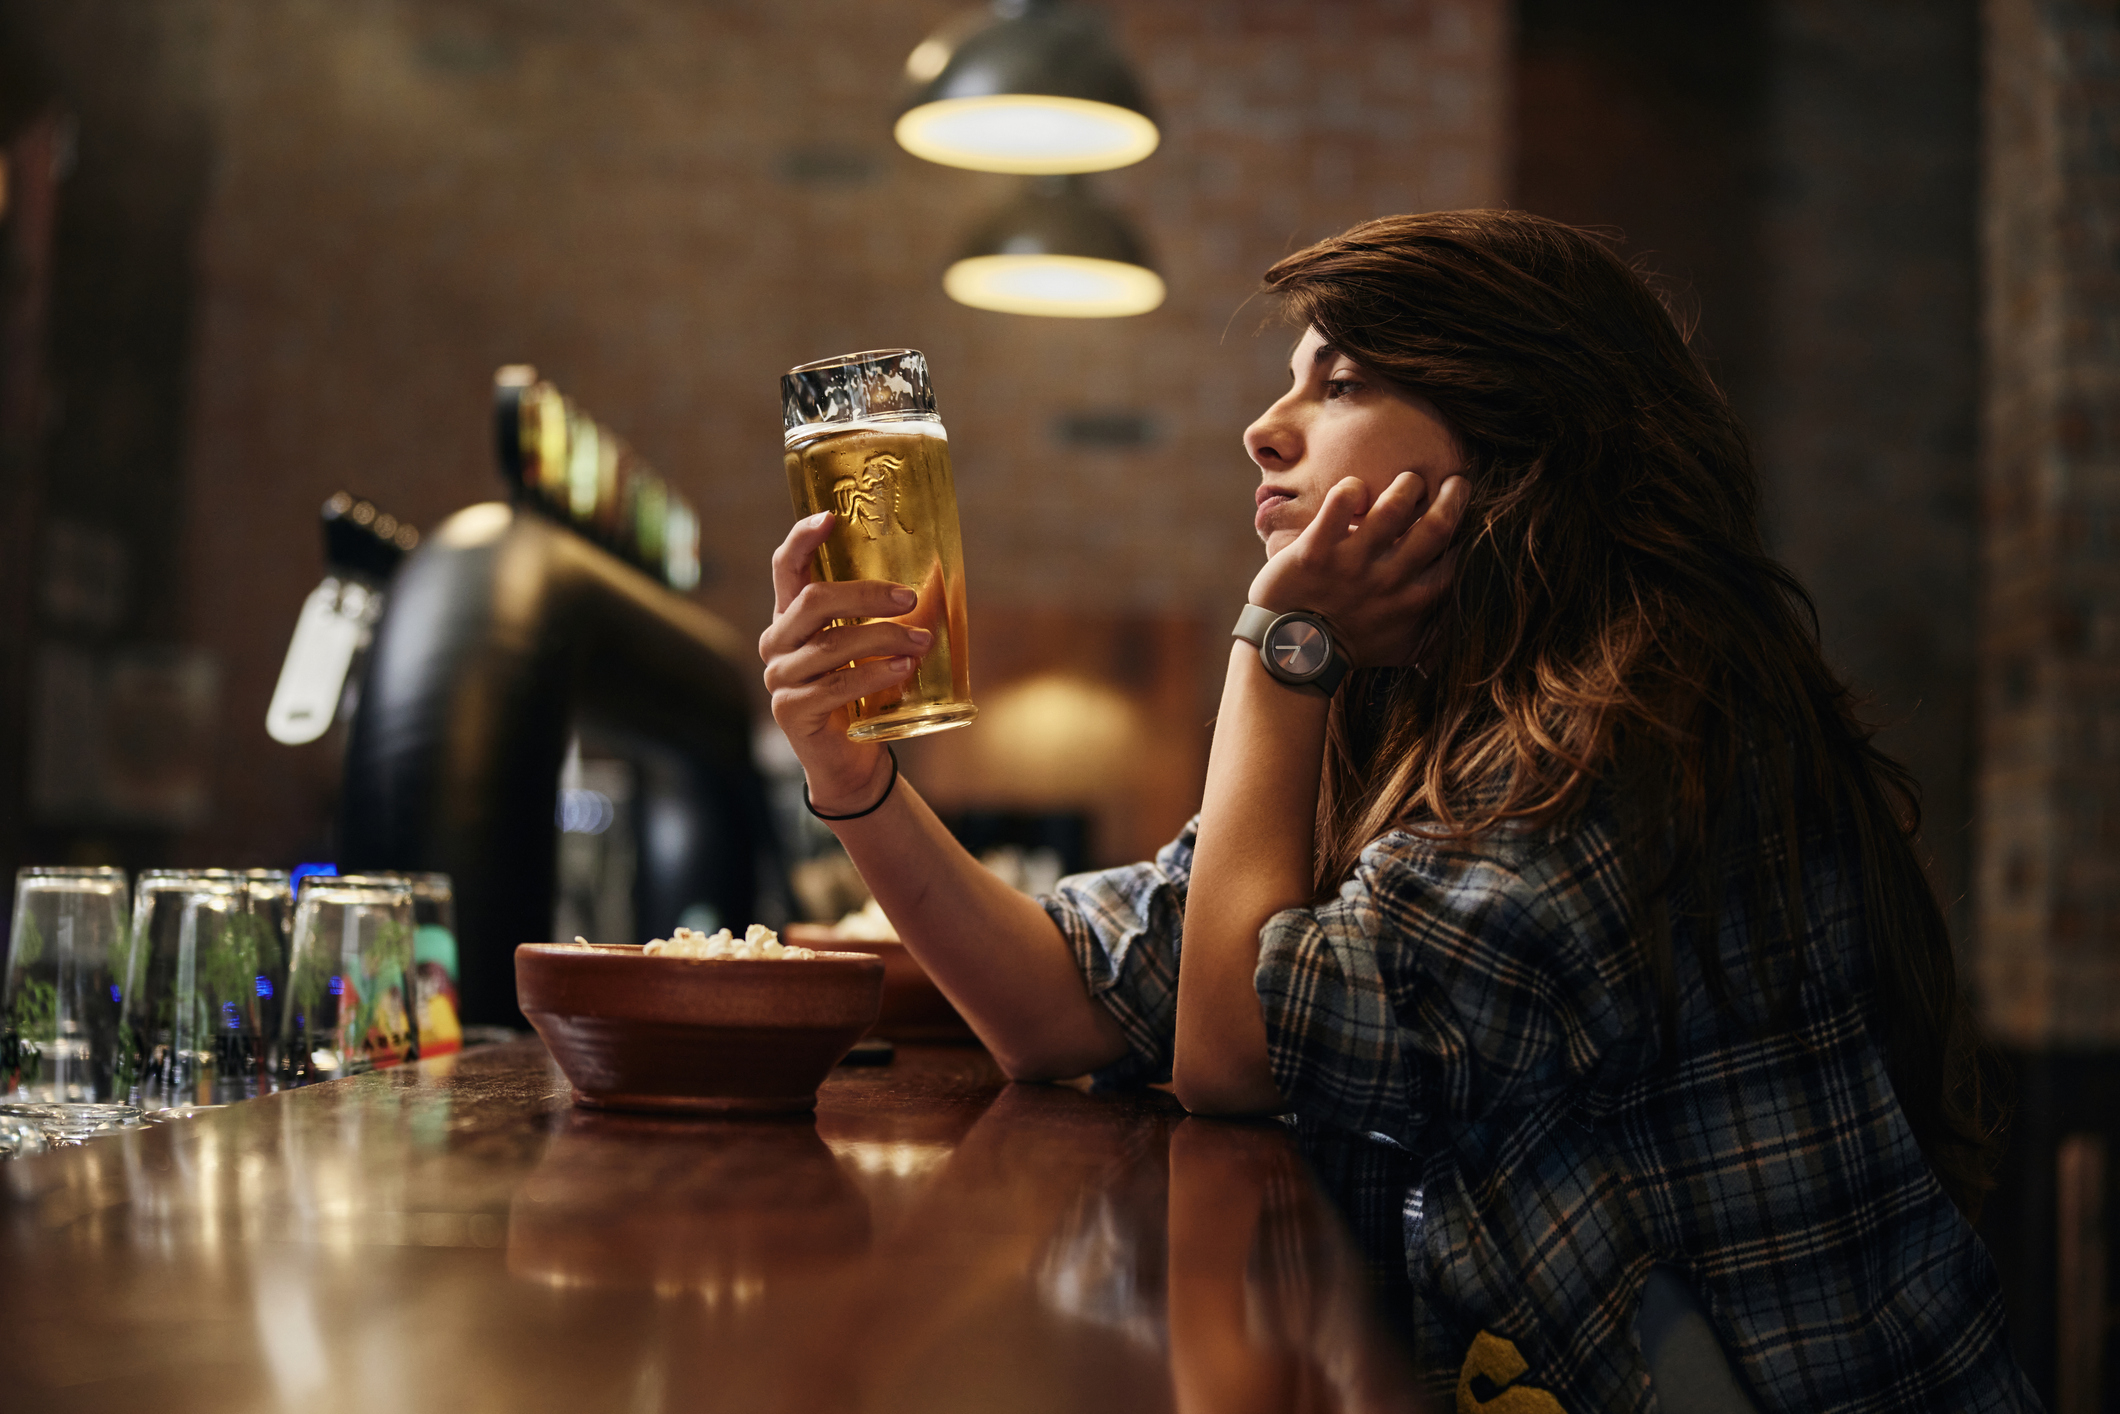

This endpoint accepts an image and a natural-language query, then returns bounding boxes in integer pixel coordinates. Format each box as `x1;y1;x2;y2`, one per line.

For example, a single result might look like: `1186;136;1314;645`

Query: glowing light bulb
944;253;1166;318
896;95;1159;175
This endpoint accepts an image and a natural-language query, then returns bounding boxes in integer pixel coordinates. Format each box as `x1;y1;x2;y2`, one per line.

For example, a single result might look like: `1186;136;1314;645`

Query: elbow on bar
1172;1059;1287;1118
984;1027;1132;1089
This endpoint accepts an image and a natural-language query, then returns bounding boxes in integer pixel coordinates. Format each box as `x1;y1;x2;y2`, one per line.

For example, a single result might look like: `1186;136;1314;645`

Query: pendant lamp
943;176;1165;318
895;0;1159;175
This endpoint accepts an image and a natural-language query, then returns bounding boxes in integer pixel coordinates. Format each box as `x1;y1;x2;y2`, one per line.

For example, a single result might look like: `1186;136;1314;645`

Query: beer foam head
786;417;948;448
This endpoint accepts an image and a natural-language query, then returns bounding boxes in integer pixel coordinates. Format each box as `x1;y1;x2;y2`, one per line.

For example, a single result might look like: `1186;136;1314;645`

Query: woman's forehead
1286;326;1346;376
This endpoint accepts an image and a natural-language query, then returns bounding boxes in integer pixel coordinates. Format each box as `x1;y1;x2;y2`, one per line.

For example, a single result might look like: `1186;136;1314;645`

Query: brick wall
1980;0;2120;1047
171;0;1509;866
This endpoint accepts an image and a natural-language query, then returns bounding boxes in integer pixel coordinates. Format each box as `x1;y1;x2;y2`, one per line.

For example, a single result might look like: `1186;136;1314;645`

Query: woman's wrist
1226;638;1336;715
806;747;899;821
802;745;896;818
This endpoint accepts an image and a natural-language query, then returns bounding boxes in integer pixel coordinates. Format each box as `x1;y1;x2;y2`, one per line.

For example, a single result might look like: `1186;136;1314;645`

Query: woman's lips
1254;492;1295;537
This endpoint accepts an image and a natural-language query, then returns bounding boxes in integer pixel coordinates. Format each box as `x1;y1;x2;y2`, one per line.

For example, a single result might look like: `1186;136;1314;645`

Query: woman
759;211;2032;1412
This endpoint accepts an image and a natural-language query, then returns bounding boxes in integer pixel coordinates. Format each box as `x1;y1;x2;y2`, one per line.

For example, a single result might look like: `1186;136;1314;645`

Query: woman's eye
1324;378;1360;399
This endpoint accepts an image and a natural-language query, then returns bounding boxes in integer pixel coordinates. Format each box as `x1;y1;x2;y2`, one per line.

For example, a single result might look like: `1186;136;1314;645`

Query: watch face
1266;616;1330;680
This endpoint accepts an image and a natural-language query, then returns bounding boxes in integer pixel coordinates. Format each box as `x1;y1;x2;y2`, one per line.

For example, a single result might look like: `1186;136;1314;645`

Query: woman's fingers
759;578;919;662
1293;472;1430;570
771;655;915;730
764;513;922;786
765;620;935;691
1285;477;1372;563
1356;471;1429;546
771;512;834;614
1320;475;1373;535
1382;474;1469;578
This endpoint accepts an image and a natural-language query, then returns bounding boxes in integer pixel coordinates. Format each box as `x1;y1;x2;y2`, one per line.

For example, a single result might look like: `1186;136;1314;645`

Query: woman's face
1243;326;1462;558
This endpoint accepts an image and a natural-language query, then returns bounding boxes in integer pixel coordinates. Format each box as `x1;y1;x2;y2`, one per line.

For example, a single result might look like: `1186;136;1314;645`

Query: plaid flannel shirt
1042;807;2037;1414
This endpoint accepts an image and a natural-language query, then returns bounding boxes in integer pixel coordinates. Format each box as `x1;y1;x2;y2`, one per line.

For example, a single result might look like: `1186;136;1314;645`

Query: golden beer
781;352;976;742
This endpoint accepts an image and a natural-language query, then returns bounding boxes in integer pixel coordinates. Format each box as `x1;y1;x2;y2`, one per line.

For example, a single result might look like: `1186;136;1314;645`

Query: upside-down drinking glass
3;867;134;1115
127;870;293;1110
283;874;418;1082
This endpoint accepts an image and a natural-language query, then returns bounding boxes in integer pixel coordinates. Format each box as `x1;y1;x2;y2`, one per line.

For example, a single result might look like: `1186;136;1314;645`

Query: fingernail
907;627;934;647
888;656;914;672
808;511;831;527
890;586;916;609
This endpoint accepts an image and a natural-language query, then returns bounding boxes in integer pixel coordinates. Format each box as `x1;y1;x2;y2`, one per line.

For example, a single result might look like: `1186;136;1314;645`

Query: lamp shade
944;176;1165;318
896;0;1159;175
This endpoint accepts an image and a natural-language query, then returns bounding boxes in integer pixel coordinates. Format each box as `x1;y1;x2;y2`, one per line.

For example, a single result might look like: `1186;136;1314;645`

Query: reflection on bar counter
0;1039;1435;1409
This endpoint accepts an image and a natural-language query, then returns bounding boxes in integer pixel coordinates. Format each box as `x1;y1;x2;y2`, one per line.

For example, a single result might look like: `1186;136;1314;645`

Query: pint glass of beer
782;349;977;742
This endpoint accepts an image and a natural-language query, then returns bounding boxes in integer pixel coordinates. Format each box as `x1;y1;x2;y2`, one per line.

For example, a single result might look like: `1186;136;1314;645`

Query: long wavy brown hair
1262;210;1992;1216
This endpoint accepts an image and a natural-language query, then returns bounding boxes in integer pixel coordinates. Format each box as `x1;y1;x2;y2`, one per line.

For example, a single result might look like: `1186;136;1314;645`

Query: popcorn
642;923;815;961
831;898;899;941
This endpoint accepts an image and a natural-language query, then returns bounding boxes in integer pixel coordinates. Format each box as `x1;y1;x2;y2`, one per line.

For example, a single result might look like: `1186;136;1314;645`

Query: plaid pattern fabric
1043;810;2038;1414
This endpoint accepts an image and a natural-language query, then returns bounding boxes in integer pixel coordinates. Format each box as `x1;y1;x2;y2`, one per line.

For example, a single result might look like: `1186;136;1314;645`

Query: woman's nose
1244;404;1298;469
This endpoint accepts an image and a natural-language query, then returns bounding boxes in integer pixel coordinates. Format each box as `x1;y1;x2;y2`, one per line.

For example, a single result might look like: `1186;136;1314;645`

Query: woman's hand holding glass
760;511;937;814
1246;470;1470;669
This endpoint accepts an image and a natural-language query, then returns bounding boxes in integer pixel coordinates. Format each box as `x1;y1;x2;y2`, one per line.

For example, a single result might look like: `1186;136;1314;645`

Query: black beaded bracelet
803;746;900;821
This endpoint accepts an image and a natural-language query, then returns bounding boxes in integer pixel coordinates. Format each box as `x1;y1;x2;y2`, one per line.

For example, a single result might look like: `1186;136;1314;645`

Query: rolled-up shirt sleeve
1039;818;1197;1086
1255;829;1646;1144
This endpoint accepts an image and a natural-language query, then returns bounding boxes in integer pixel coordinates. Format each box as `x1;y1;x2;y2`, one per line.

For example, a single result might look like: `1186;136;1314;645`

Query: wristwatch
1232;604;1351;697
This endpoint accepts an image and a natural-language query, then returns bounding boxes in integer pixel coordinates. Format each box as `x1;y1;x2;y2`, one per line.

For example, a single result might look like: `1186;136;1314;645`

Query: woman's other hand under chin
1246;471;1469;668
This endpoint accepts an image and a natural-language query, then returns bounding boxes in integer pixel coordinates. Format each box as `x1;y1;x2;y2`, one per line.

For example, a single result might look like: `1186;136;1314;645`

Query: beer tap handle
265;493;418;746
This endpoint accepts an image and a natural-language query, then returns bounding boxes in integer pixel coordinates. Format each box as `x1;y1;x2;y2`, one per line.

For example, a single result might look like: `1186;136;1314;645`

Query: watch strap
1231;603;1278;648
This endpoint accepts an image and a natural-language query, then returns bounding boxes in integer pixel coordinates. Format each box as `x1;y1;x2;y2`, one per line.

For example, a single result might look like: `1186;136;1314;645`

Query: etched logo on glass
832;453;916;539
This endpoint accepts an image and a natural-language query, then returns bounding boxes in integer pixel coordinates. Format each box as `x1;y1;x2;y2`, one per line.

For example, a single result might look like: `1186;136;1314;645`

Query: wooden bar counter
1;1040;1424;1413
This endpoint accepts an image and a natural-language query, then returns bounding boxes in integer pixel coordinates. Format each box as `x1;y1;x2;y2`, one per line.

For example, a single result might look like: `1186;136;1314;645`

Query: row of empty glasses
0;867;457;1148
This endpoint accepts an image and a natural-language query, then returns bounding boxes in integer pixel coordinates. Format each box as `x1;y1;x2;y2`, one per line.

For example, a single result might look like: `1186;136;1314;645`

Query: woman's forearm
1174;643;1330;1113
824;771;1129;1081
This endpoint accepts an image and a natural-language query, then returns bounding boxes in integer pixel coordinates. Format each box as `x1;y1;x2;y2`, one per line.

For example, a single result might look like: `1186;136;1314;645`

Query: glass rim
784;347;920;376
16;865;127;879
298;873;414;899
336;868;451;893
0;1100;141;1118
136;870;250;891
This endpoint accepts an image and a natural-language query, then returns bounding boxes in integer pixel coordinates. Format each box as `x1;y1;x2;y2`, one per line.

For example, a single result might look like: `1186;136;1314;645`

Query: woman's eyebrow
1288;343;1344;380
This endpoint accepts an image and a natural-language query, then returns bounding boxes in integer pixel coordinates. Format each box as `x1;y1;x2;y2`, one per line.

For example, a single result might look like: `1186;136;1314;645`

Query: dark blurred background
0;1;2110;1406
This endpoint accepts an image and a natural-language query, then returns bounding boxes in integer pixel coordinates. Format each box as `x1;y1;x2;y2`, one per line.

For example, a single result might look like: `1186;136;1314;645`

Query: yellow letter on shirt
1456;1330;1566;1414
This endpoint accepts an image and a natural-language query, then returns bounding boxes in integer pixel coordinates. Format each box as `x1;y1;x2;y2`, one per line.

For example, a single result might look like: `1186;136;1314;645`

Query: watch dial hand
1274;621;1325;674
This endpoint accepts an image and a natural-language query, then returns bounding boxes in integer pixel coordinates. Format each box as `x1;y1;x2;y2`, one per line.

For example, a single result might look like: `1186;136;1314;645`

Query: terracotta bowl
782;924;976;1042
515;942;884;1114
